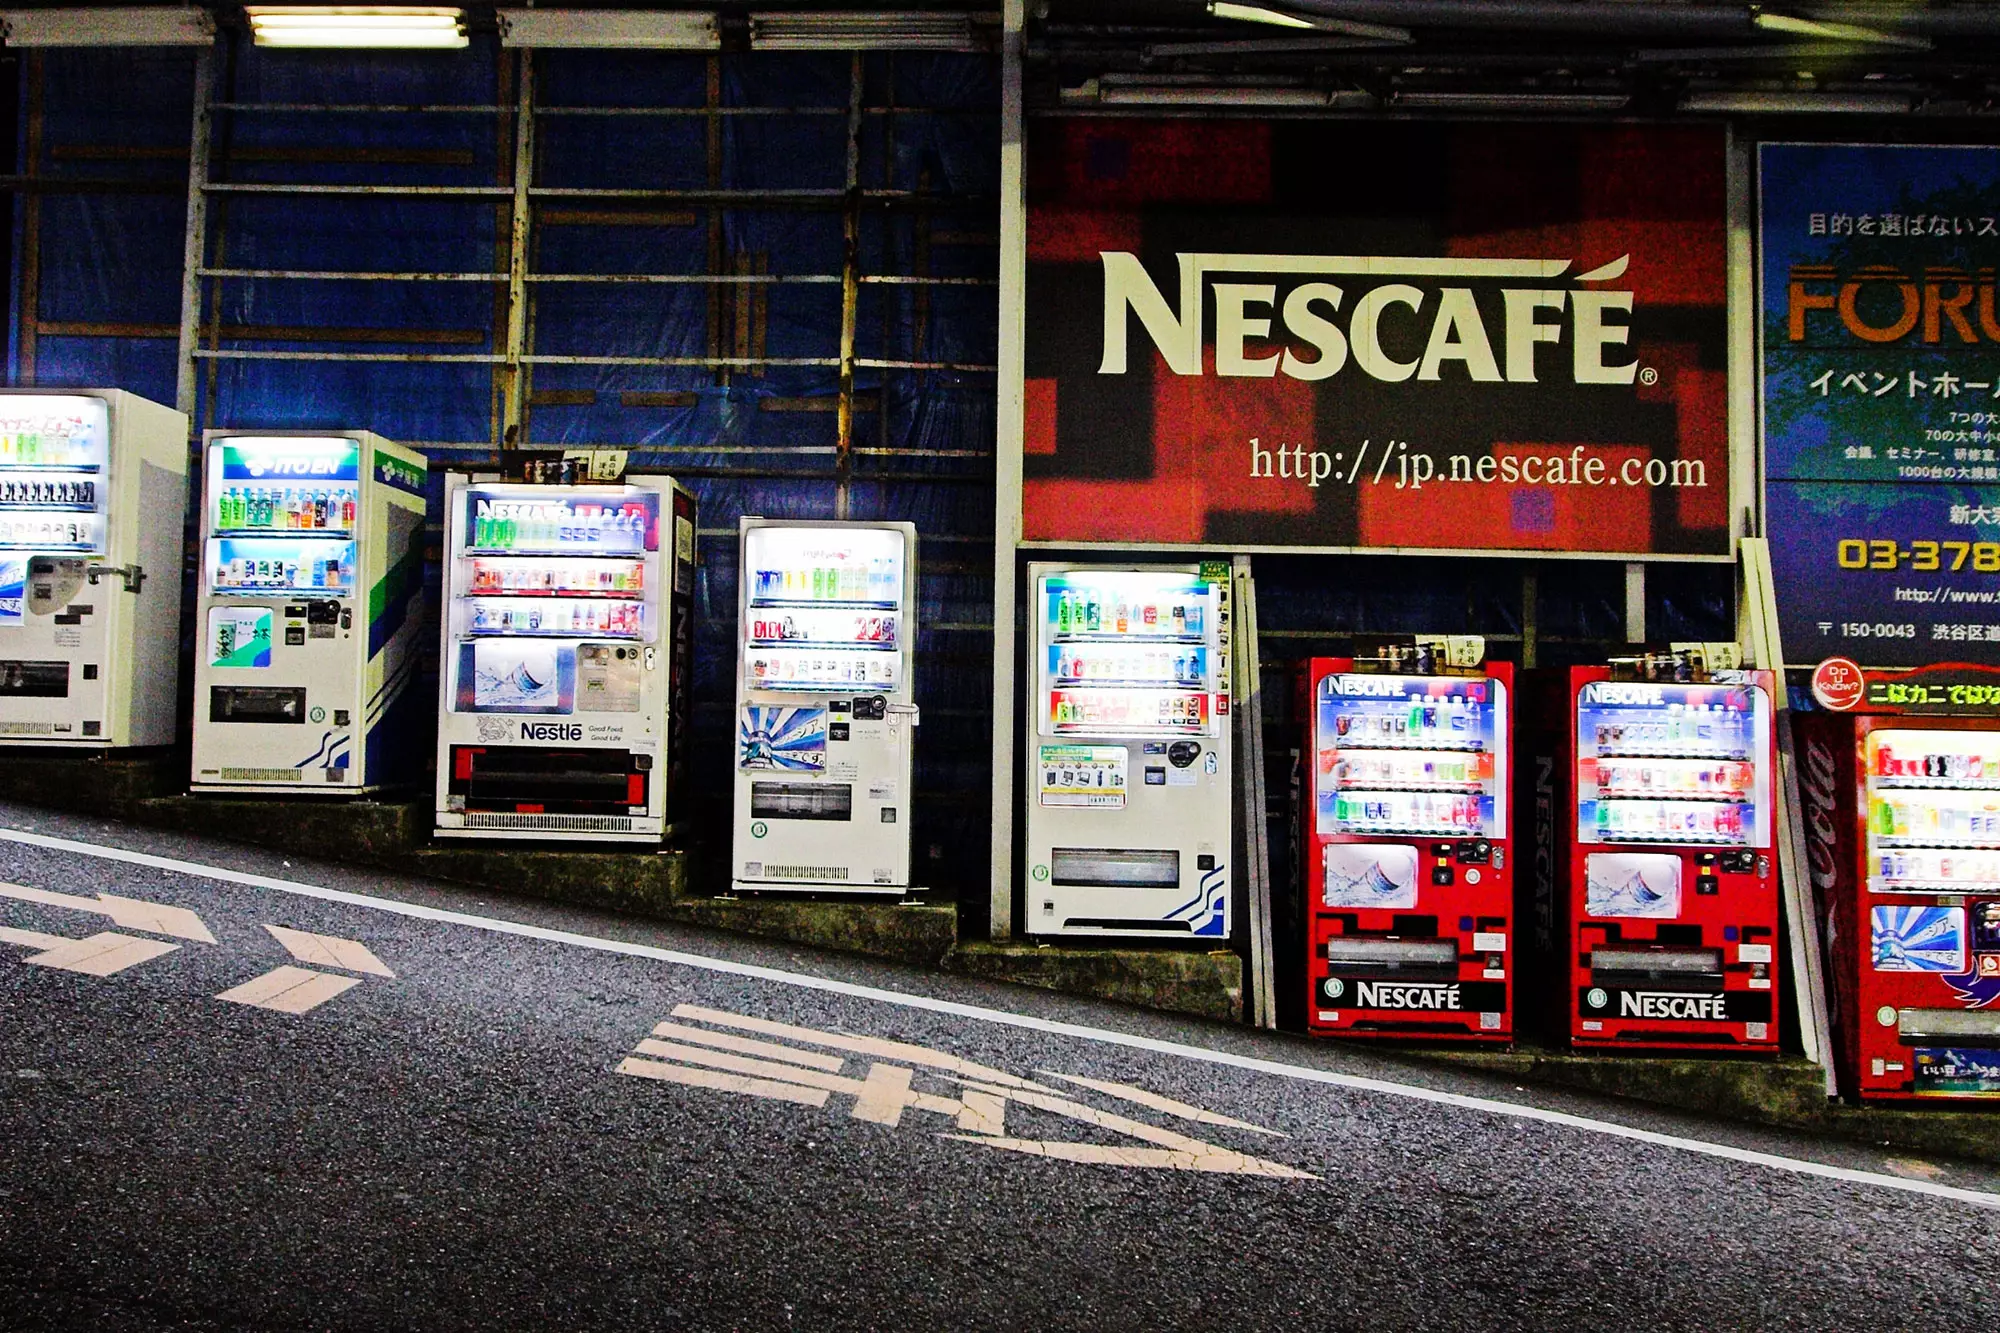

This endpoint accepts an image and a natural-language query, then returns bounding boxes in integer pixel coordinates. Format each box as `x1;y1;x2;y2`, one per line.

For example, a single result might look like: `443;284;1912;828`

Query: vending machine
1023;562;1231;938
731;518;917;893
1794;661;2000;1102
192;432;427;792
1551;664;1781;1050
0;390;187;748
1301;658;1513;1041
435;471;696;841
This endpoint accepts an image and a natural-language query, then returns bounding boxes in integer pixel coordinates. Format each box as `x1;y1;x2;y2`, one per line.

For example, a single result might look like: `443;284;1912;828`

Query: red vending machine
1796;661;2000;1102
1301;656;1513;1042
1563;664;1781;1049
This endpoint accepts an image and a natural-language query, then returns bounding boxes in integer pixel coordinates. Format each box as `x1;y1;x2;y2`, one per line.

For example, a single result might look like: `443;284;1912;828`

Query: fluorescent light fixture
748;11;978;51
1752;11;1930;51
0;7;214;46
1394;91;1631;112
1209;2;1312;29
1680;89;1913;113
497;9;718;49
1206;2;1408;41
1063;78;1375;109
246;7;467;49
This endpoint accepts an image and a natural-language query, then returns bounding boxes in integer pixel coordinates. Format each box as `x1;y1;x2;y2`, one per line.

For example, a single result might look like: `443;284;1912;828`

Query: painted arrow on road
0;924;181;976
0;880;217;943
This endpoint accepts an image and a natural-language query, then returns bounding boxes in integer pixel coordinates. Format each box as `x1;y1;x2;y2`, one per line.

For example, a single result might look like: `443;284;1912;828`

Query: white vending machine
1023;562;1233;939
434;471;696;842
191;431;428;793
0;389;187;748
731;517;917;894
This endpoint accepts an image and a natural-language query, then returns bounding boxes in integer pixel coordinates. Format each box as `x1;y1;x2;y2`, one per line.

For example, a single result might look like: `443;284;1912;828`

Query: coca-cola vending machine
1299;651;1514;1042
1533;660;1782;1050
1796;659;2000;1102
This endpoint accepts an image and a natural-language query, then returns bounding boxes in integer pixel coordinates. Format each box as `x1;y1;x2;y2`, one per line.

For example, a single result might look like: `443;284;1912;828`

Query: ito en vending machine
1301;650;1513;1041
435;467;697;841
0;390;187;748
1023;561;1231;939
1544;660;1780;1049
731;518;918;894
192;432;428;792
1795;660;2000;1102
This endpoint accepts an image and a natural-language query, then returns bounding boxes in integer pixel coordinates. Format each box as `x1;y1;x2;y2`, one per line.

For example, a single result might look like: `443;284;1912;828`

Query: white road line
4;823;1998;1212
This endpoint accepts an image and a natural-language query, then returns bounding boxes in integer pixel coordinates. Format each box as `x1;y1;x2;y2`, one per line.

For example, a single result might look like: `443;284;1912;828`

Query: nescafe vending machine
1300;650;1513;1041
1554;660;1781;1049
1795;660;2000;1102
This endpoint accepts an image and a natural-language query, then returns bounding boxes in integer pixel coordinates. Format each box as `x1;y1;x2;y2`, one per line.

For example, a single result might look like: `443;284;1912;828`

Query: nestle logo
521;722;582;742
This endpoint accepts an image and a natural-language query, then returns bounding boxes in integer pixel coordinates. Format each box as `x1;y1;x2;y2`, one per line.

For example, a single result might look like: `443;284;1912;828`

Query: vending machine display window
436;474;696;843
193;432;428;793
1303;662;1513;1042
1024;563;1232;939
731;519;918;894
0;390;188;749
1558;669;1781;1052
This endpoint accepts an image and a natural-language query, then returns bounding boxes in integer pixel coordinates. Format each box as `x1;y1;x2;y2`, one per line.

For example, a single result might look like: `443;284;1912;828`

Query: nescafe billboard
1022;120;1731;557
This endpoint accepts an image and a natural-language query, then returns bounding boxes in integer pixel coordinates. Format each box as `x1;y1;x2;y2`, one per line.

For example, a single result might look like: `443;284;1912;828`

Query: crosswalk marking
1038;1071;1285;1136
628;1006;1314;1179
649;1021;848;1072
671;1004;1058;1094
941;1135;1312;1178
21;932;180;977
851;1062;915;1127
264;925;394;978
0;881;214;943
217;965;361;1014
619;1056;831;1108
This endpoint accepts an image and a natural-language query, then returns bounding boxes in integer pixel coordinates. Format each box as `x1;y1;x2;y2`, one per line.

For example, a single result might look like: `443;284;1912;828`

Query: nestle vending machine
1794;666;2000;1101
435;472;696;841
1023;562;1231;939
1560;666;1781;1049
0;390;187;748
192;432;427;792
1302;660;1513;1041
731;518;917;893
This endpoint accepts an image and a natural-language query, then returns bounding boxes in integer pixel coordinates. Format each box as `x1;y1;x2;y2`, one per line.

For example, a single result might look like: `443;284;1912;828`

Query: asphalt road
1;800;1997;1332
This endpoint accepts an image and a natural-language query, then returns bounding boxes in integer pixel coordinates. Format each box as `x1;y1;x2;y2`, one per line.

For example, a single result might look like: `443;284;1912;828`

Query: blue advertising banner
1761;143;2000;667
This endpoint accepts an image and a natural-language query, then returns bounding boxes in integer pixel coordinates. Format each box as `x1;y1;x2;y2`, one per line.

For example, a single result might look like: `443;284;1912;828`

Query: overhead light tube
1680;90;1914;114
246;7;468;49
496;9;718;49
0;7;215;46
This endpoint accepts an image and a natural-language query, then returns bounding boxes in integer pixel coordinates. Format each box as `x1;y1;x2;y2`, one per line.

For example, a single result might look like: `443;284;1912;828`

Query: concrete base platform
944;943;1244;1025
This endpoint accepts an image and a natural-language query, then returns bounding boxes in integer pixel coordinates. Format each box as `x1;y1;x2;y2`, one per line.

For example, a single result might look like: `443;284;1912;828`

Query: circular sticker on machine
1877;1005;1899;1027
750;821;768;839
1811;657;1865;712
1465;868;1482;885
309;706;326;723
1586;987;1609;1010
1323;978;1345;1000
1031;864;1050;881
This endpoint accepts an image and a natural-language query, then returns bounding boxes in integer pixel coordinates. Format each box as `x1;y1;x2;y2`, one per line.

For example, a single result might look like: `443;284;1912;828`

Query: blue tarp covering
10;46;1730;908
